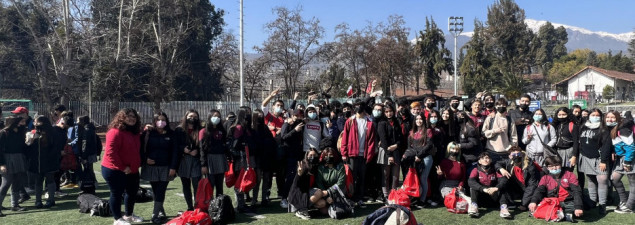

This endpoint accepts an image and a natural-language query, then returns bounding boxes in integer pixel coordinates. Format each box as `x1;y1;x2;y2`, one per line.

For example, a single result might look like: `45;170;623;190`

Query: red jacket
340;116;376;163
101;128;141;173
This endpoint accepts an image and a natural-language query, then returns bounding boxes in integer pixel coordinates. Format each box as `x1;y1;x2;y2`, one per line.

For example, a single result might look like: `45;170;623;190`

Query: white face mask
210;116;220;125
155;120;166;129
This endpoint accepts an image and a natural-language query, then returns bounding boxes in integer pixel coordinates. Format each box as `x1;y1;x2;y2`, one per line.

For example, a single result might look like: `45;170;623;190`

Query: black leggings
208;174;224;197
180;177;200;210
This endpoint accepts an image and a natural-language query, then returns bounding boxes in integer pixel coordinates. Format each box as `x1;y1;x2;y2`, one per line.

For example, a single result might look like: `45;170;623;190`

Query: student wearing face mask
72;116;101;190
248;109;277;206
509;94;533;149
376;103;402;204
522;109;556;166
279;109;306;209
481;94;497;117
495;146;540;211
552;107;580;173
456;112;483;178
199;110;229;199
482;98;518;164
175;109;203;211
578;108;611;215
303;107;331;151
423;97;436;119
261;88;286;138
313;147;347;216
447;96;461;114
365;104;385;203
140;113;178;224
529;156;583;223
426;110;444;205
288;148;320;220
571;105;583;125
404;113;434;208
437;142;466;198
467;152;511;219
610;118;635;214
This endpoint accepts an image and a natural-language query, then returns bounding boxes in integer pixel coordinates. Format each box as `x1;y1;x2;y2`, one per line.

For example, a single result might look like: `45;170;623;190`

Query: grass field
1;162;634;225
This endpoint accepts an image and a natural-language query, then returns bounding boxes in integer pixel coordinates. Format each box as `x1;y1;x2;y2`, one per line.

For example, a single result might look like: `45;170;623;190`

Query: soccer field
1;162;634;225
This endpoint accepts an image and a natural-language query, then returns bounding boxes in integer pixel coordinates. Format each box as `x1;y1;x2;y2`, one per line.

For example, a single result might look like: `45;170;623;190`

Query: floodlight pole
239;0;244;106
448;16;463;96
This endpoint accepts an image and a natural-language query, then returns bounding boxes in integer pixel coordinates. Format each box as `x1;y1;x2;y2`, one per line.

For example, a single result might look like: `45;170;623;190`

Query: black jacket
281;121;304;160
458;123;482;164
579;125;611;163
553;121;580;157
76;123;102;160
0;128;27;165
27;128;64;173
140;130;179;169
377;118;403;161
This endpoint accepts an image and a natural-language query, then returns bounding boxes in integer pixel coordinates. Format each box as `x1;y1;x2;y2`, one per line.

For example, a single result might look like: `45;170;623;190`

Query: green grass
2;163;634;225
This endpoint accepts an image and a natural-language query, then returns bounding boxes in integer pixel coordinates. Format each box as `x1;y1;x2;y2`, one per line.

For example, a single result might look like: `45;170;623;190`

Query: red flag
365;80;374;94
346;85;353;97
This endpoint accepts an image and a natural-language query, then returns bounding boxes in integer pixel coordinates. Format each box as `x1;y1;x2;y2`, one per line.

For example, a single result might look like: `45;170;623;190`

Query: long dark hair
531;108;549;125
108;108;141;134
441;108;457;138
410;112;428;146
552;107;572;127
153;112;173;133
34;116;54;148
179;109;202;131
202;110;225;152
230;107;252;138
458;112;475;136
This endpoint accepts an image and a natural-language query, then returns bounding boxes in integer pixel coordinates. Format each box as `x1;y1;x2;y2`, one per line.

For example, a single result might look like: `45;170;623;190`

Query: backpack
208;194;235;224
136;187;154;203
77;193;101;213
327;184;354;219
90;199;111;217
195;178;214;210
79;167;97;194
362;204;418;225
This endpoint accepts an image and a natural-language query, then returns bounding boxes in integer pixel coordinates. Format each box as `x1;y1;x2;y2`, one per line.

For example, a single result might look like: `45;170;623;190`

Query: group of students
1;88;634;224
0;105;101;217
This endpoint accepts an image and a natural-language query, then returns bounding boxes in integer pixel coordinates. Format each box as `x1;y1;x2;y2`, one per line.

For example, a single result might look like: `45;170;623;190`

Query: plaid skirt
1;153;27;174
206;154;228;175
613;156;635;175
141;165;170;182
556;147;575;168
578;155;608;175
178;155;201;178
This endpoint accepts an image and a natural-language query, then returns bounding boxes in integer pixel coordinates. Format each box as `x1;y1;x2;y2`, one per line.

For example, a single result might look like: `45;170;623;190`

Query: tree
485;0;533;76
548;49;592;84
629;28;635;60
331;23;376;97
371;15;413;96
460;20;496;97
256;7;324;99
598;51;633;73
415;17;453;95
602;85;614;100
533;22;568;76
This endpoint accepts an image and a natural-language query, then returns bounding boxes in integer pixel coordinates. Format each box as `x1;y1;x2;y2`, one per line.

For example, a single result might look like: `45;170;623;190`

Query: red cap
11;106;29;114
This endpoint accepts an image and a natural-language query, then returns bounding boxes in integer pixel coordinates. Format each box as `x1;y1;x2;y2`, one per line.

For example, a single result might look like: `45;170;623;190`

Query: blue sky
212;0;635;52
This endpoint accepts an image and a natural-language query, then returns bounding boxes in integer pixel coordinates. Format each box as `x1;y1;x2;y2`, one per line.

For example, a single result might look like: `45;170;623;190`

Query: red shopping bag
186;208;212;225
195;178;213;210
388;189;411;209
225;161;236;187
344;163;354;198
60;144;77;171
444;188;468;214
236;146;257;193
402;167;420;197
533;197;563;221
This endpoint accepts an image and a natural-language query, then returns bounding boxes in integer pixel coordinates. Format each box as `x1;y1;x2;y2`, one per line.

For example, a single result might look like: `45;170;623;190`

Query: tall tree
256;7;324;99
415;17;453;94
460;20;496;97
629;28;635;60
332;23;375;96
485;0;533;76
371;15;413;96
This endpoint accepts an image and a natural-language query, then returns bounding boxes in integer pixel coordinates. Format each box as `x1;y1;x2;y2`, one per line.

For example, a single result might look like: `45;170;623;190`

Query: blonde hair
445;142;461;161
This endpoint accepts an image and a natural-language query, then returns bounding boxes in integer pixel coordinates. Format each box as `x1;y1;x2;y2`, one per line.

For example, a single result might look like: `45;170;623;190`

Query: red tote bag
344;163;354;198
225;161;236;187
236;146;257;193
402;167;420;197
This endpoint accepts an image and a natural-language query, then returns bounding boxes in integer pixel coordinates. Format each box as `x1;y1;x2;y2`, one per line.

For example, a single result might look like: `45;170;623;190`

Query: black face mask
485;102;495;108
496;107;507;113
187;118;199;124
481;164;490;170
451;103;460;109
512;156;523;164
450;151;459;157
426;103;436;108
557;118;568;123
308;156;319;165
519;104;529;110
325;156;334;164
344;111;352;118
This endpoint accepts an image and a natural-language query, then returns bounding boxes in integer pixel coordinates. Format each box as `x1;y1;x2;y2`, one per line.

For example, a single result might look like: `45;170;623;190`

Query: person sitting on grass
529;156;583;223
467;152;511;219
288;148;321;220
437;142;466;198
495;146;541;211
312;147;346;216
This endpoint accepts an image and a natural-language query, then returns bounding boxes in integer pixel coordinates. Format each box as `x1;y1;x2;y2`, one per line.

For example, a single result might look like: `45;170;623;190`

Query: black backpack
77;193;101;213
90;199;111;217
327;184;354;219
79;168;97;194
136;187;154;203
208;194;235;224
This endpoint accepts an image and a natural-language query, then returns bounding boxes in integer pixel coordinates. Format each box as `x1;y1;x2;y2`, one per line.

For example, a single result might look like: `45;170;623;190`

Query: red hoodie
340;116;376;163
101;128;141;173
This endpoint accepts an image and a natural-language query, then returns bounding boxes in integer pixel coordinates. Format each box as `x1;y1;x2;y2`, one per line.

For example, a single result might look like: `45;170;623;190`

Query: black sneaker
615;202;633;214
18;196;31;204
11;206;27;211
151;216;163;224
357;200;367;208
565;213;577;223
44;201;56;208
598;204;607;216
35;202;43;209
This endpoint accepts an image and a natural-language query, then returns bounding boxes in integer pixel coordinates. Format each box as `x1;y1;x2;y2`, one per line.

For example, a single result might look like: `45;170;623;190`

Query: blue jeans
102;166;139;220
417;155;433;202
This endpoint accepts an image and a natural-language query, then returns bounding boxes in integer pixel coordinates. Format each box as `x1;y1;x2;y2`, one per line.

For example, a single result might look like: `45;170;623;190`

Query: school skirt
556;147;574;168
1;153;27;175
206;154;228;175
178;155;201;178
141;165;170;182
613;156;635;175
578;155;608;175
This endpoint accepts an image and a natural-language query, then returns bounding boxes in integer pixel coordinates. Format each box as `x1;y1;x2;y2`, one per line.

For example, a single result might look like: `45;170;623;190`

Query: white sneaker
113;218;131;225
123;214;144;223
427;200;438;207
280;199;289;209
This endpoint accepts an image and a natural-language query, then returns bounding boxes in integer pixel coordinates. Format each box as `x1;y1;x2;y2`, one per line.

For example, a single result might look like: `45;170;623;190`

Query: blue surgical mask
589;116;601;123
210;117;220;125
308;112;317;120
430;118;438;124
274;107;283;114
549;169;561;175
372;110;382;118
533;115;543;122
606;122;617;127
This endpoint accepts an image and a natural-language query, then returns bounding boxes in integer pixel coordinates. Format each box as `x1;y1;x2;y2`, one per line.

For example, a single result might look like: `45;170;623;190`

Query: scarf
584;121;601;129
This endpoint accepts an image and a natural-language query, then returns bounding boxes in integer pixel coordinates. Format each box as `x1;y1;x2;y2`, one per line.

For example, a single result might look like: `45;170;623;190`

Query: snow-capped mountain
442;18;633;54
